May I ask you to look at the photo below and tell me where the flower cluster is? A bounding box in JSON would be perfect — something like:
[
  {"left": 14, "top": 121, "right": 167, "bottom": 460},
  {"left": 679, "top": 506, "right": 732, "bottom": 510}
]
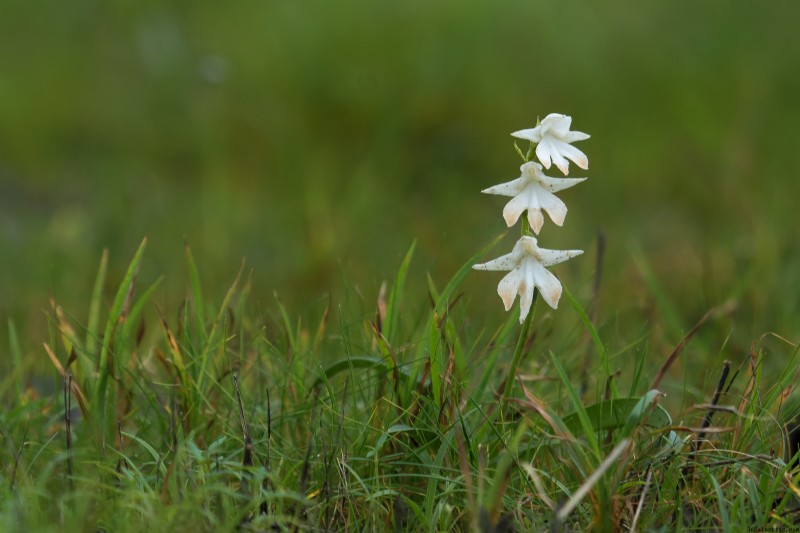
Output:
[{"left": 474, "top": 113, "right": 589, "bottom": 323}]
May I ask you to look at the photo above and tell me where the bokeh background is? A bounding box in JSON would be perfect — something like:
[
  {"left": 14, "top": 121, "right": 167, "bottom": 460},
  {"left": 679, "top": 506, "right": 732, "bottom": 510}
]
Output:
[{"left": 1, "top": 1, "right": 799, "bottom": 364}]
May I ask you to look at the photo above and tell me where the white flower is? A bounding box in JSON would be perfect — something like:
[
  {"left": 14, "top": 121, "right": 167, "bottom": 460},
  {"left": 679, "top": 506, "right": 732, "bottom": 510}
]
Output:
[
  {"left": 473, "top": 236, "right": 582, "bottom": 322},
  {"left": 511, "top": 113, "right": 590, "bottom": 175},
  {"left": 482, "top": 162, "right": 586, "bottom": 234}
]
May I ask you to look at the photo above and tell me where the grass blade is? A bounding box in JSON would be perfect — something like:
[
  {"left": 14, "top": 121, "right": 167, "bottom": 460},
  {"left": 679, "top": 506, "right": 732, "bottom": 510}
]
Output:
[
  {"left": 86, "top": 248, "right": 109, "bottom": 360},
  {"left": 384, "top": 241, "right": 416, "bottom": 344},
  {"left": 95, "top": 237, "right": 148, "bottom": 433}
]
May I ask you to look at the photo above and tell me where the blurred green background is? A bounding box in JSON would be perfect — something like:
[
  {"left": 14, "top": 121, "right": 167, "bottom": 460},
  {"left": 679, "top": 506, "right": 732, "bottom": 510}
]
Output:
[{"left": 1, "top": 1, "right": 799, "bottom": 358}]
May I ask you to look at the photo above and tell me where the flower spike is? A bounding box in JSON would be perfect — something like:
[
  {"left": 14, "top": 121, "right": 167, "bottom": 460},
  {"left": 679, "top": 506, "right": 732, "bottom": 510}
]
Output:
[
  {"left": 482, "top": 161, "right": 586, "bottom": 234},
  {"left": 473, "top": 236, "right": 582, "bottom": 323},
  {"left": 511, "top": 113, "right": 590, "bottom": 175}
]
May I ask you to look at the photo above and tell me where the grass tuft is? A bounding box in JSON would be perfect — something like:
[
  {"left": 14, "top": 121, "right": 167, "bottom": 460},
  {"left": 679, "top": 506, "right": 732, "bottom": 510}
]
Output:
[{"left": 3, "top": 242, "right": 799, "bottom": 531}]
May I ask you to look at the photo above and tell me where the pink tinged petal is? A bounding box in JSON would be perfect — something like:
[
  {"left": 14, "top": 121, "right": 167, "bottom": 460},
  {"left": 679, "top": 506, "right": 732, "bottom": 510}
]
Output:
[
  {"left": 531, "top": 263, "right": 563, "bottom": 309},
  {"left": 473, "top": 252, "right": 517, "bottom": 271},
  {"left": 482, "top": 177, "right": 525, "bottom": 197},
  {"left": 497, "top": 269, "right": 524, "bottom": 311},
  {"left": 535, "top": 138, "right": 555, "bottom": 170},
  {"left": 510, "top": 127, "right": 542, "bottom": 143},
  {"left": 537, "top": 191, "right": 568, "bottom": 227},
  {"left": 526, "top": 207, "right": 545, "bottom": 234},
  {"left": 557, "top": 142, "right": 589, "bottom": 170},
  {"left": 517, "top": 184, "right": 545, "bottom": 232},
  {"left": 537, "top": 248, "right": 583, "bottom": 267},
  {"left": 540, "top": 175, "right": 587, "bottom": 193},
  {"left": 502, "top": 193, "right": 530, "bottom": 228}
]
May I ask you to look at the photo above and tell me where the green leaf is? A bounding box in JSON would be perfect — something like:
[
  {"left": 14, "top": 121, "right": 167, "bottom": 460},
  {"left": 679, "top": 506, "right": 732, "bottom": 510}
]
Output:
[
  {"left": 7, "top": 319, "right": 23, "bottom": 399},
  {"left": 86, "top": 248, "right": 108, "bottom": 360},
  {"left": 564, "top": 284, "right": 610, "bottom": 381},
  {"left": 620, "top": 389, "right": 668, "bottom": 438},
  {"left": 311, "top": 356, "right": 412, "bottom": 390},
  {"left": 185, "top": 242, "right": 208, "bottom": 345},
  {"left": 562, "top": 394, "right": 671, "bottom": 437},
  {"left": 95, "top": 237, "right": 148, "bottom": 426},
  {"left": 122, "top": 276, "right": 163, "bottom": 341},
  {"left": 550, "top": 351, "right": 601, "bottom": 459},
  {"left": 384, "top": 241, "right": 415, "bottom": 343},
  {"left": 367, "top": 424, "right": 433, "bottom": 458},
  {"left": 196, "top": 262, "right": 244, "bottom": 392}
]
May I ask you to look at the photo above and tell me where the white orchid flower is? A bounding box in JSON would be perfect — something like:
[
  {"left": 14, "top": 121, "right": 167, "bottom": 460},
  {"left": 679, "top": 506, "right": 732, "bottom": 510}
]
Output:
[
  {"left": 473, "top": 236, "right": 582, "bottom": 322},
  {"left": 511, "top": 113, "right": 590, "bottom": 175},
  {"left": 482, "top": 162, "right": 586, "bottom": 234}
]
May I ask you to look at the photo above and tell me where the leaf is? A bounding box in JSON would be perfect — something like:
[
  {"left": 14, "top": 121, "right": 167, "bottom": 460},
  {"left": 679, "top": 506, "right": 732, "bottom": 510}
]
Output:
[
  {"left": 384, "top": 241, "right": 416, "bottom": 343},
  {"left": 86, "top": 249, "right": 109, "bottom": 359},
  {"left": 561, "top": 394, "right": 671, "bottom": 437},
  {"left": 95, "top": 237, "right": 148, "bottom": 416},
  {"left": 367, "top": 424, "right": 433, "bottom": 458},
  {"left": 185, "top": 242, "right": 207, "bottom": 344},
  {"left": 311, "top": 356, "right": 412, "bottom": 390}
]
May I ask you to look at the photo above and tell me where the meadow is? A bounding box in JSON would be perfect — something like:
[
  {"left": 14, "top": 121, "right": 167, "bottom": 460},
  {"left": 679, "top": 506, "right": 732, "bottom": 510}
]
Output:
[{"left": 1, "top": 1, "right": 800, "bottom": 531}]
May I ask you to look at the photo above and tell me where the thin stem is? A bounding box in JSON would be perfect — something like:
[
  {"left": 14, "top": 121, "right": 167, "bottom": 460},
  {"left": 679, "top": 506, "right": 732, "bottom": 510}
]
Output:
[
  {"left": 502, "top": 292, "right": 537, "bottom": 403},
  {"left": 499, "top": 211, "right": 538, "bottom": 404}
]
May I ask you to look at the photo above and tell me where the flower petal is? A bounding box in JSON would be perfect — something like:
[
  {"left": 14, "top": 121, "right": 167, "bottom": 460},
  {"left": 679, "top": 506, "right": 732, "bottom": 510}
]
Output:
[
  {"left": 517, "top": 264, "right": 536, "bottom": 323},
  {"left": 531, "top": 263, "right": 563, "bottom": 309},
  {"left": 536, "top": 248, "right": 583, "bottom": 267},
  {"left": 526, "top": 207, "right": 545, "bottom": 234},
  {"left": 473, "top": 252, "right": 516, "bottom": 271},
  {"left": 511, "top": 127, "right": 541, "bottom": 143},
  {"left": 546, "top": 141, "right": 570, "bottom": 175},
  {"left": 535, "top": 138, "right": 555, "bottom": 170},
  {"left": 497, "top": 269, "right": 523, "bottom": 311},
  {"left": 502, "top": 192, "right": 530, "bottom": 228},
  {"left": 563, "top": 130, "right": 590, "bottom": 143},
  {"left": 543, "top": 114, "right": 571, "bottom": 137},
  {"left": 537, "top": 190, "right": 568, "bottom": 227},
  {"left": 556, "top": 142, "right": 589, "bottom": 170},
  {"left": 482, "top": 177, "right": 525, "bottom": 197},
  {"left": 539, "top": 175, "right": 587, "bottom": 193}
]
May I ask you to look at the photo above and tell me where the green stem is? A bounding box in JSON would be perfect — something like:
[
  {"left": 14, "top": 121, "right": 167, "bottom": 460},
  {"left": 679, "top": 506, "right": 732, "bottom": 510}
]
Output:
[
  {"left": 502, "top": 292, "right": 537, "bottom": 403},
  {"left": 499, "top": 210, "right": 538, "bottom": 404}
]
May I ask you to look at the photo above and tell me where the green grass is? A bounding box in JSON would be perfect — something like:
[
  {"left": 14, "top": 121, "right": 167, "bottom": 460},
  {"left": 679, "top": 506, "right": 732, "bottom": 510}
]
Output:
[
  {"left": 1, "top": 243, "right": 799, "bottom": 532},
  {"left": 2, "top": 1, "right": 800, "bottom": 530}
]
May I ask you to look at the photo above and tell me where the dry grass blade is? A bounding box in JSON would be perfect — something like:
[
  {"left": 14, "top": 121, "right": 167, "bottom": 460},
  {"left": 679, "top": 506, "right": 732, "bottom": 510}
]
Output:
[
  {"left": 258, "top": 387, "right": 272, "bottom": 517},
  {"left": 375, "top": 280, "right": 387, "bottom": 336},
  {"left": 691, "top": 404, "right": 739, "bottom": 415},
  {"left": 64, "top": 374, "right": 74, "bottom": 495},
  {"left": 650, "top": 301, "right": 735, "bottom": 390},
  {"left": 232, "top": 372, "right": 253, "bottom": 467},
  {"left": 555, "top": 438, "right": 630, "bottom": 526},
  {"left": 669, "top": 426, "right": 736, "bottom": 434},
  {"left": 516, "top": 379, "right": 574, "bottom": 442},
  {"left": 629, "top": 467, "right": 653, "bottom": 533},
  {"left": 44, "top": 343, "right": 89, "bottom": 416},
  {"left": 521, "top": 463, "right": 555, "bottom": 511}
]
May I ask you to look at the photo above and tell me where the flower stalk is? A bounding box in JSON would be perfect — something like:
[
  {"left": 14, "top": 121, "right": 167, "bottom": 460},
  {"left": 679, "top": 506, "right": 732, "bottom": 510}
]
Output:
[{"left": 474, "top": 113, "right": 589, "bottom": 399}]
